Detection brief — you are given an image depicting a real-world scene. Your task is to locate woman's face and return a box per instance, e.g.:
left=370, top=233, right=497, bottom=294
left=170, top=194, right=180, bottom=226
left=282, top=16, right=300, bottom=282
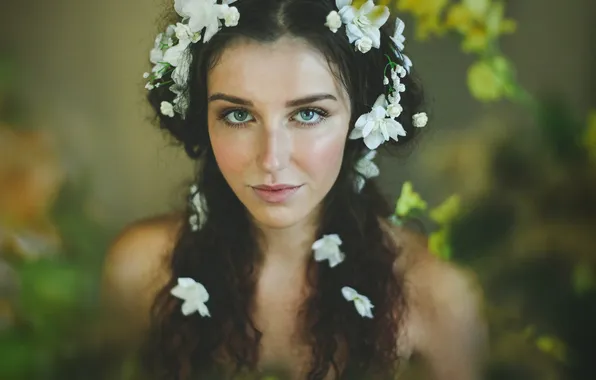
left=207, top=36, right=351, bottom=229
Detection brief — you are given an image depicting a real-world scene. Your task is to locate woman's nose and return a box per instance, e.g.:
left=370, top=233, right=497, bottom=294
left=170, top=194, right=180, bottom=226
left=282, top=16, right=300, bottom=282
left=257, top=125, right=291, bottom=174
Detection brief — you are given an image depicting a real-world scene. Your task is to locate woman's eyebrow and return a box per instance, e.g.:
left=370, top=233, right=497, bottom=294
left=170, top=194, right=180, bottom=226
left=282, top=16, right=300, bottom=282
left=207, top=93, right=337, bottom=107
left=285, top=94, right=337, bottom=107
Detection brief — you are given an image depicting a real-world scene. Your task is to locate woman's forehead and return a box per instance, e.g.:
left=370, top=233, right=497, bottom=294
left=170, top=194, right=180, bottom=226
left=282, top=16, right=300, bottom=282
left=207, top=37, right=349, bottom=105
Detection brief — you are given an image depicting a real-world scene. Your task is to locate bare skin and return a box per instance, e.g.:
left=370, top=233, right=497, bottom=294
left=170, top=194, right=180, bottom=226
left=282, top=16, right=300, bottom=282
left=102, top=37, right=487, bottom=379
left=101, top=214, right=488, bottom=380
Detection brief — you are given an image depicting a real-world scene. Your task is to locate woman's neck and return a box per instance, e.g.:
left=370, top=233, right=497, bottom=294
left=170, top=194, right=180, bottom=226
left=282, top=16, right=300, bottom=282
left=254, top=209, right=320, bottom=269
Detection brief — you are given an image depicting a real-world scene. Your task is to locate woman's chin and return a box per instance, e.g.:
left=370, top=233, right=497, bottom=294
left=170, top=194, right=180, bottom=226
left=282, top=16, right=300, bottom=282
left=248, top=206, right=312, bottom=230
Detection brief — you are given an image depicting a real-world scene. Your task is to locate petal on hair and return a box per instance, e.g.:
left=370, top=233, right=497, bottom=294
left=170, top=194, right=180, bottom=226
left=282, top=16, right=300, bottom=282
left=379, top=122, right=390, bottom=141
left=371, top=5, right=390, bottom=28
left=372, top=94, right=386, bottom=108
left=342, top=286, right=358, bottom=301
left=349, top=127, right=363, bottom=140
left=359, top=0, right=375, bottom=15
left=336, top=0, right=352, bottom=10
left=368, top=27, right=382, bottom=48
left=197, top=302, right=211, bottom=317
left=362, top=120, right=376, bottom=138
left=371, top=106, right=386, bottom=120
left=181, top=301, right=197, bottom=316
left=364, top=132, right=384, bottom=150
left=345, top=22, right=364, bottom=43
left=339, top=6, right=356, bottom=24
left=355, top=113, right=369, bottom=128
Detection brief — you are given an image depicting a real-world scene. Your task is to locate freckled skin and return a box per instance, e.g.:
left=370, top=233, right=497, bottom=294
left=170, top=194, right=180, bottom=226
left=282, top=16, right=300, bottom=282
left=207, top=37, right=351, bottom=229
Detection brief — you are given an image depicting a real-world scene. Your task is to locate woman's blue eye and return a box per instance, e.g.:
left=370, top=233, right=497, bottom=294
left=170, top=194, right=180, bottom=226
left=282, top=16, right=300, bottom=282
left=225, top=110, right=253, bottom=124
left=294, top=109, right=323, bottom=124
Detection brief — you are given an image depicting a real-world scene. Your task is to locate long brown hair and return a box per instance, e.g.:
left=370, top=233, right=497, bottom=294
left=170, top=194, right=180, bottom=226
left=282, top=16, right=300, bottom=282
left=143, top=0, right=426, bottom=378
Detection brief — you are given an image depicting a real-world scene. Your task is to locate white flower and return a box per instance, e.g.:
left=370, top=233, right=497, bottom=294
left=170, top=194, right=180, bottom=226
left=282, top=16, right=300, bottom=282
left=150, top=33, right=165, bottom=64
left=392, top=65, right=407, bottom=79
left=387, top=103, right=403, bottom=119
left=163, top=39, right=192, bottom=67
left=390, top=71, right=406, bottom=93
left=222, top=6, right=240, bottom=27
left=355, top=36, right=373, bottom=53
left=342, top=286, right=374, bottom=318
left=174, top=0, right=222, bottom=41
left=171, top=50, right=192, bottom=86
left=395, top=82, right=405, bottom=93
left=174, top=0, right=209, bottom=32
left=325, top=11, right=342, bottom=33
left=174, top=22, right=198, bottom=42
left=349, top=94, right=407, bottom=150
left=160, top=101, right=175, bottom=117
left=412, top=112, right=428, bottom=128
left=390, top=17, right=406, bottom=51
left=400, top=52, right=413, bottom=73
left=387, top=91, right=401, bottom=105
left=143, top=72, right=150, bottom=79
left=170, top=277, right=210, bottom=317
left=151, top=61, right=169, bottom=80
left=145, top=82, right=154, bottom=90
left=336, top=0, right=389, bottom=50
left=171, top=84, right=189, bottom=117
left=312, top=234, right=345, bottom=268
left=354, top=150, right=380, bottom=192
left=203, top=4, right=226, bottom=42
left=189, top=186, right=207, bottom=230
left=383, top=76, right=389, bottom=85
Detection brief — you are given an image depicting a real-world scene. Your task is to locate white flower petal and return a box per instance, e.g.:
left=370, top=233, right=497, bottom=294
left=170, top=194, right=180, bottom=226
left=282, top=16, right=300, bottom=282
left=197, top=302, right=211, bottom=317
left=325, top=11, right=342, bottom=33
left=312, top=234, right=345, bottom=268
left=342, top=286, right=358, bottom=301
left=181, top=301, right=198, bottom=316
left=412, top=112, right=428, bottom=128
left=372, top=94, right=387, bottom=108
left=359, top=0, right=375, bottom=15
left=371, top=105, right=386, bottom=120
left=160, top=101, right=175, bottom=118
left=361, top=120, right=376, bottom=138
left=379, top=121, right=390, bottom=140
left=336, top=0, right=352, bottom=10
left=387, top=103, right=403, bottom=119
left=355, top=36, right=373, bottom=53
left=346, top=23, right=364, bottom=43
left=370, top=5, right=390, bottom=28
left=163, top=40, right=191, bottom=67
left=342, top=287, right=374, bottom=318
left=222, top=6, right=240, bottom=27
left=354, top=113, right=369, bottom=128
left=355, top=298, right=374, bottom=318
left=363, top=131, right=384, bottom=150
left=338, top=5, right=356, bottom=24
left=355, top=176, right=366, bottom=192
left=178, top=277, right=197, bottom=287
left=349, top=127, right=363, bottom=140
left=402, top=53, right=413, bottom=73
left=386, top=118, right=406, bottom=138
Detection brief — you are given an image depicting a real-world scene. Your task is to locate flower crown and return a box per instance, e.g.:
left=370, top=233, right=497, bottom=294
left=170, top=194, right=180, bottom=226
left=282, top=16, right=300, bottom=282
left=147, top=0, right=428, bottom=320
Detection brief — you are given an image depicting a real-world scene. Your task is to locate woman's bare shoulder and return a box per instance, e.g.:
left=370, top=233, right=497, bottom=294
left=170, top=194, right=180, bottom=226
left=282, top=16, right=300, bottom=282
left=383, top=221, right=488, bottom=379
left=101, top=213, right=183, bottom=331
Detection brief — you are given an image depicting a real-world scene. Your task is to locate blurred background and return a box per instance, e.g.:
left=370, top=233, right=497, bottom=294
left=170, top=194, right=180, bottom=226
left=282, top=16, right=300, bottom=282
left=0, top=0, right=594, bottom=379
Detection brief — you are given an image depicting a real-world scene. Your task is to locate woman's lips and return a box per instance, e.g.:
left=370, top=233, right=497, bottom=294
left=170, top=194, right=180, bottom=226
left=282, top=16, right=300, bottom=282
left=251, top=184, right=302, bottom=204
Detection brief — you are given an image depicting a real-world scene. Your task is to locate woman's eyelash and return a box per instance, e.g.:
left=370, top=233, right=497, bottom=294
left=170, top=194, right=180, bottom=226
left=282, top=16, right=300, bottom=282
left=217, top=106, right=331, bottom=128
left=217, top=108, right=252, bottom=128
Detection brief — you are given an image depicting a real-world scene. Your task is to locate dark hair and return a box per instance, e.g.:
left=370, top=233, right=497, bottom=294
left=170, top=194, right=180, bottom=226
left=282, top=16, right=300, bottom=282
left=144, top=0, right=426, bottom=378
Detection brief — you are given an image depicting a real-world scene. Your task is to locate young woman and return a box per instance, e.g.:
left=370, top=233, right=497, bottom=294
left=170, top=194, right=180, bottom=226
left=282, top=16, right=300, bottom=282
left=102, top=0, right=487, bottom=378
